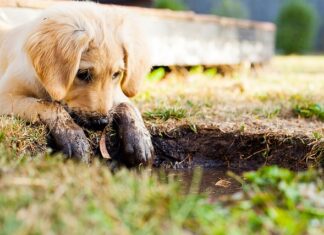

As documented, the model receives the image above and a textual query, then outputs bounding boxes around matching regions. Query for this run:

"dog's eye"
[112,71,123,80]
[77,69,92,82]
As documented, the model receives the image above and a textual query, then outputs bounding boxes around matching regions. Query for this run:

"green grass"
[0,143,322,235]
[143,107,187,121]
[147,67,166,82]
[294,103,324,120]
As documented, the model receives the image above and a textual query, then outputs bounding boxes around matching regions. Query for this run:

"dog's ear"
[121,21,151,97]
[25,18,91,101]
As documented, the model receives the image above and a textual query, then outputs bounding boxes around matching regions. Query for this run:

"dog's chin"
[64,106,110,130]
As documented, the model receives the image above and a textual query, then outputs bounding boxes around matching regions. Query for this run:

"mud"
[93,124,323,197]
[150,125,318,171]
[55,123,321,197]
[158,168,242,198]
[88,124,321,171]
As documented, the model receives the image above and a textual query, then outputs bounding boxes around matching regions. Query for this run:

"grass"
[137,55,324,137]
[294,103,324,120]
[0,116,46,156]
[143,107,187,121]
[1,56,324,234]
[0,144,323,234]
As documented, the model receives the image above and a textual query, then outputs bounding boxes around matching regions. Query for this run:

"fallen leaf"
[100,132,111,159]
[215,179,231,188]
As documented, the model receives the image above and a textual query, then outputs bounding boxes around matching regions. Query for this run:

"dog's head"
[25,3,151,120]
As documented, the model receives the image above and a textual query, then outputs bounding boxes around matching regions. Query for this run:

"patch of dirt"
[89,124,322,171]
[151,125,317,171]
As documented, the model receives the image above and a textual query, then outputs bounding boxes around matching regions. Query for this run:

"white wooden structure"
[0,0,276,66]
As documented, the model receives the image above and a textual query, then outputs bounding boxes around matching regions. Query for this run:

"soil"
[85,123,324,198]
[150,125,316,171]
[88,124,321,171]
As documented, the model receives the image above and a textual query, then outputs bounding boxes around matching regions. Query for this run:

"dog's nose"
[66,107,110,130]
[90,116,110,130]
[96,117,109,126]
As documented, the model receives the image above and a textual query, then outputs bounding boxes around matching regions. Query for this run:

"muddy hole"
[89,124,322,196]
[151,126,320,170]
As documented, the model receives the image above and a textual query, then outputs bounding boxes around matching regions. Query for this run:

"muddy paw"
[119,121,154,166]
[114,103,155,167]
[50,121,91,163]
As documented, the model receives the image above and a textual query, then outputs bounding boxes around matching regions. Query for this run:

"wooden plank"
[0,0,276,66]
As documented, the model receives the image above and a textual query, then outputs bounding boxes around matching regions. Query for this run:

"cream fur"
[0,2,151,123]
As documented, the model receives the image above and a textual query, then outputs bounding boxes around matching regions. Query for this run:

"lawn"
[138,56,324,136]
[0,56,323,234]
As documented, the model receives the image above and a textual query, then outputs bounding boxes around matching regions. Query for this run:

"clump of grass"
[0,116,47,155]
[203,67,218,77]
[312,131,323,140]
[252,107,282,119]
[147,67,166,82]
[144,107,187,121]
[232,166,324,235]
[294,103,324,120]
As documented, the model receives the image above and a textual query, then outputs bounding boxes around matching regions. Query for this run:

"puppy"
[0,2,154,165]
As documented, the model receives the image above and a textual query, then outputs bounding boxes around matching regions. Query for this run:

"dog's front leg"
[0,96,91,163]
[112,103,154,167]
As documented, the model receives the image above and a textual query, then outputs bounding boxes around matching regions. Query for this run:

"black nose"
[92,117,109,127]
[88,116,110,130]
[70,113,110,130]
[65,107,110,130]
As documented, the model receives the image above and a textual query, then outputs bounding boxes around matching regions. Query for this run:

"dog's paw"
[114,103,155,167]
[50,122,91,163]
[119,121,154,166]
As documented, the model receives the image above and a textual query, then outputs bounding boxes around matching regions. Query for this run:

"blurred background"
[94,0,323,54]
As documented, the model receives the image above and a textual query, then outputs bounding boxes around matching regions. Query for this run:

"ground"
[139,56,324,136]
[136,56,324,170]
[0,56,323,234]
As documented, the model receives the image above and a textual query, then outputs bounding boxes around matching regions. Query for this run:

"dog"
[0,2,154,165]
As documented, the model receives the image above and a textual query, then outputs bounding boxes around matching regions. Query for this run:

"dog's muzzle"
[63,105,110,130]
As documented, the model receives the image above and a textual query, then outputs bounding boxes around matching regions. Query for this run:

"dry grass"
[136,56,324,137]
[0,116,46,156]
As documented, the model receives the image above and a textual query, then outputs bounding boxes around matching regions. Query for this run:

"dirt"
[150,125,317,171]
[83,123,324,198]
[87,124,321,171]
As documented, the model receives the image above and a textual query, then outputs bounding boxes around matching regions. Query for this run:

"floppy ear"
[121,21,151,97]
[25,18,91,101]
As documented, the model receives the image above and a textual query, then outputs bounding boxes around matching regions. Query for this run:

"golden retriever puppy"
[0,2,154,165]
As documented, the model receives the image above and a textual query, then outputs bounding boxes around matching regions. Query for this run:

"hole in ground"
[90,124,323,197]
